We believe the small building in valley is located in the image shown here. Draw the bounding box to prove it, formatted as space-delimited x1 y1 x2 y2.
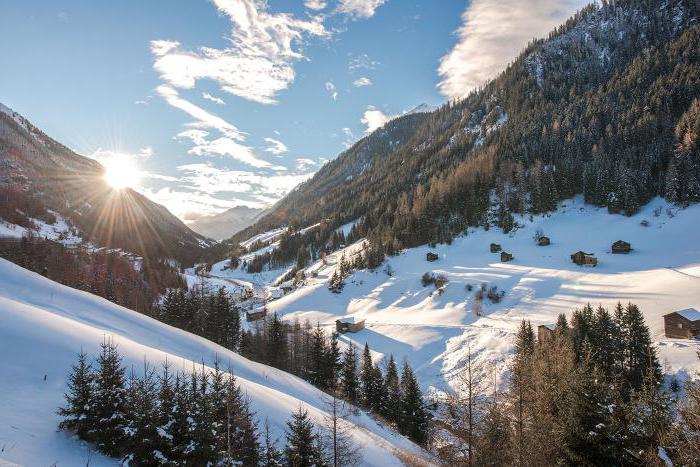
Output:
663 308 700 339
426 252 439 262
246 308 267 322
612 240 632 254
537 323 556 342
490 243 502 253
500 251 513 262
336 316 365 333
538 236 551 246
571 251 597 266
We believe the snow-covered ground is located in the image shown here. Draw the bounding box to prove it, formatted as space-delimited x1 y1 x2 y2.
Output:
0 259 430 466
265 197 700 395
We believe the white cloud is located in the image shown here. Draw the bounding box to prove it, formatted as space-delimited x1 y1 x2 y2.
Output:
341 127 355 148
151 0 328 105
352 77 372 87
438 0 589 99
202 92 226 105
295 158 317 170
305 0 327 10
348 53 379 71
176 129 274 169
361 105 394 133
264 137 289 155
91 146 153 161
325 81 338 100
337 0 387 19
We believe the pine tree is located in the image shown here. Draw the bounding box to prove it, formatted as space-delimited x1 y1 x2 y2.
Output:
340 345 358 404
621 303 661 390
381 356 401 424
262 418 284 467
92 337 128 456
359 344 376 409
285 406 324 467
58 349 95 440
399 360 430 445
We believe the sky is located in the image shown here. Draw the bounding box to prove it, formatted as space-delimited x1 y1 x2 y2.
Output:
0 0 589 222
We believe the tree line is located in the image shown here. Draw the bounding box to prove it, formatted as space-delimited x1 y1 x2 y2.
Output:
58 339 371 466
436 302 700 465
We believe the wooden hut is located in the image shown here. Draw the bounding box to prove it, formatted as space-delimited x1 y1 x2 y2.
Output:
571 251 597 266
336 316 365 333
663 308 700 339
490 243 502 253
538 236 551 246
426 252 439 262
246 308 267 322
500 251 513 262
537 323 556 342
612 240 632 254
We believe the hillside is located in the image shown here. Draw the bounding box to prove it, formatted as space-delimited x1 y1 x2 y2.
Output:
0 103 209 265
189 205 266 241
0 258 430 466
230 0 700 253
203 196 700 396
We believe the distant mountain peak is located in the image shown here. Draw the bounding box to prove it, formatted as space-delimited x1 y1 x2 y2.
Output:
406 103 436 115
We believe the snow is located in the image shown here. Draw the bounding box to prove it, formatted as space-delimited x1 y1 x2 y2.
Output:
266 197 700 396
239 227 287 250
0 259 430 466
338 316 359 324
675 307 700 322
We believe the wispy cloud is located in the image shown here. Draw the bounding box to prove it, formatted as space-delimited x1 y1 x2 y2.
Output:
438 0 589 98
361 105 393 133
264 137 289 155
337 0 387 19
348 53 379 72
304 0 327 10
151 0 328 105
202 92 226 105
325 81 338 100
352 77 372 87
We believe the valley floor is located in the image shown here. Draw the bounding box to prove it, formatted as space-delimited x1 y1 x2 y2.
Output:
256 196 700 395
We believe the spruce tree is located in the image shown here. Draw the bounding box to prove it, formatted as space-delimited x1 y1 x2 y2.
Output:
284 406 324 467
125 362 160 464
325 331 341 390
340 345 358 404
58 349 95 440
381 355 401 424
399 360 430 445
262 418 284 467
359 344 375 409
92 337 128 456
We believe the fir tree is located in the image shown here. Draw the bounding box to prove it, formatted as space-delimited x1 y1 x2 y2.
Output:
262 418 284 467
92 337 128 457
58 349 95 440
381 355 401 424
399 360 430 445
340 345 358 404
359 344 376 409
285 406 324 467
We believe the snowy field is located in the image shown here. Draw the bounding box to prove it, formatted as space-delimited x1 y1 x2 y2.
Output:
264 197 700 395
0 260 429 466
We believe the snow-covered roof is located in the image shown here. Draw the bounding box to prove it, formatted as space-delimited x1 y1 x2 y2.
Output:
337 316 358 324
541 323 557 331
676 308 700 322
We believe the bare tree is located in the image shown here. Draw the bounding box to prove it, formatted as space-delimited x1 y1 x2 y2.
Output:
321 392 362 466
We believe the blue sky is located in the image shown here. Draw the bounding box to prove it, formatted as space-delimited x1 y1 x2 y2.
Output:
0 0 588 221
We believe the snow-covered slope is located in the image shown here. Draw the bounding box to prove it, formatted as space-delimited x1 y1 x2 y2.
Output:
0 260 429 465
266 197 700 394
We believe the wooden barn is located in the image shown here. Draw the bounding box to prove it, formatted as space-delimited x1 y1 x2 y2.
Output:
538 323 556 342
246 308 267 322
571 251 597 266
612 240 632 254
426 252 439 262
336 316 365 333
663 308 700 339
501 251 513 262
490 243 502 253
538 236 551 246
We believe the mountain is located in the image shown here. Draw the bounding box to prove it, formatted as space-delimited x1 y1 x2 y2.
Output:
230 0 700 253
0 258 428 465
0 103 210 265
189 205 266 241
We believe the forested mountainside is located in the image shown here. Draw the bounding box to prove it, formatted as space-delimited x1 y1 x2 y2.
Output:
0 103 209 265
228 0 700 259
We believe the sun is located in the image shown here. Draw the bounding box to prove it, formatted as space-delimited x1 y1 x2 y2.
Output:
103 158 142 190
